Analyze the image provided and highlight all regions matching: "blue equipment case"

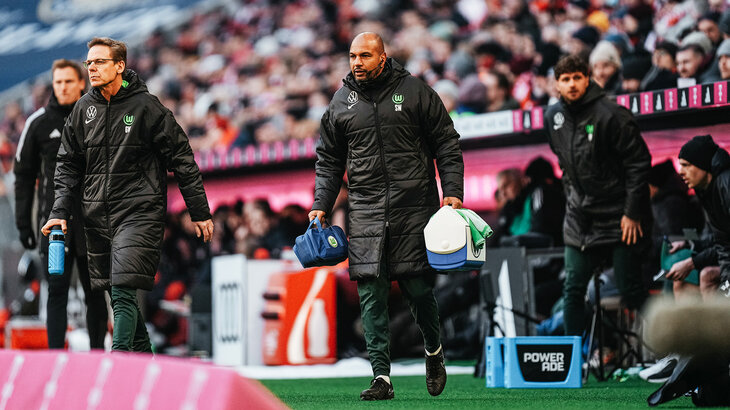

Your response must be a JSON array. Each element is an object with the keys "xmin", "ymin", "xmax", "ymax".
[{"xmin": 486, "ymin": 336, "xmax": 582, "ymax": 389}]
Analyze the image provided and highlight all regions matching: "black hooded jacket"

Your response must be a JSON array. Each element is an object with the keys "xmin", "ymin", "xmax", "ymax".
[
  {"xmin": 651, "ymin": 170, "xmax": 705, "ymax": 237},
  {"xmin": 696, "ymin": 148, "xmax": 730, "ymax": 281},
  {"xmin": 14, "ymin": 92, "xmax": 77, "ymax": 246},
  {"xmin": 544, "ymin": 81, "xmax": 652, "ymax": 249},
  {"xmin": 313, "ymin": 59, "xmax": 464, "ymax": 280},
  {"xmin": 49, "ymin": 70, "xmax": 210, "ymax": 290}
]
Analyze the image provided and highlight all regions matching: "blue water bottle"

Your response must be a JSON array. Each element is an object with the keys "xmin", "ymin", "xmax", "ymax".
[{"xmin": 48, "ymin": 225, "xmax": 65, "ymax": 275}]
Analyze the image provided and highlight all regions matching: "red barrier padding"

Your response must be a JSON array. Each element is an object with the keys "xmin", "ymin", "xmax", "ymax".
[{"xmin": 0, "ymin": 350, "xmax": 286, "ymax": 410}]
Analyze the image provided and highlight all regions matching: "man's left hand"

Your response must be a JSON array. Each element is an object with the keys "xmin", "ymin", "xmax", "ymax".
[
  {"xmin": 194, "ymin": 219, "xmax": 214, "ymax": 243},
  {"xmin": 620, "ymin": 215, "xmax": 643, "ymax": 245},
  {"xmin": 443, "ymin": 197, "xmax": 462, "ymax": 209}
]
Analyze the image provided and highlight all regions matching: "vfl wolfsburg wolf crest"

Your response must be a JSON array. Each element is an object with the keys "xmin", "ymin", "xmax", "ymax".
[
  {"xmin": 123, "ymin": 114, "xmax": 134, "ymax": 126},
  {"xmin": 392, "ymin": 93, "xmax": 404, "ymax": 104}
]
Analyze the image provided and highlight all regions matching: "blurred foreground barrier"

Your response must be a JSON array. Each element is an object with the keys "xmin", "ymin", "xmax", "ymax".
[{"xmin": 0, "ymin": 350, "xmax": 286, "ymax": 410}]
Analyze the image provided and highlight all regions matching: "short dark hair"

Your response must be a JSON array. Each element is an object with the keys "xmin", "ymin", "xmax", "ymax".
[
  {"xmin": 553, "ymin": 54, "xmax": 589, "ymax": 79},
  {"xmin": 51, "ymin": 59, "xmax": 84, "ymax": 80},
  {"xmin": 489, "ymin": 71, "xmax": 512, "ymax": 92},
  {"xmin": 87, "ymin": 37, "xmax": 127, "ymax": 64},
  {"xmin": 677, "ymin": 44, "xmax": 705, "ymax": 58}
]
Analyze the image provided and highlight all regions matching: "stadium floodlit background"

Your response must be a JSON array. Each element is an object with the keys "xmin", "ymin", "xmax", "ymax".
[{"xmin": 0, "ymin": 0, "xmax": 726, "ymax": 407}]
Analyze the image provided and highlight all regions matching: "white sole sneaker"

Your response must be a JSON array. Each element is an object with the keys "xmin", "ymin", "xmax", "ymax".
[{"xmin": 640, "ymin": 355, "xmax": 678, "ymax": 383}]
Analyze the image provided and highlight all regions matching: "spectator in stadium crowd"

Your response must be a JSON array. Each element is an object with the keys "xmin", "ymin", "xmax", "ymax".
[
  {"xmin": 716, "ymin": 39, "xmax": 730, "ymax": 80},
  {"xmin": 568, "ymin": 25, "xmax": 600, "ymax": 59},
  {"xmin": 620, "ymin": 56, "xmax": 652, "ymax": 94},
  {"xmin": 14, "ymin": 59, "xmax": 108, "ymax": 349},
  {"xmin": 492, "ymin": 168, "xmax": 526, "ymax": 245},
  {"xmin": 589, "ymin": 41, "xmax": 622, "ymax": 94},
  {"xmin": 674, "ymin": 135, "xmax": 730, "ymax": 295},
  {"xmin": 690, "ymin": 25, "xmax": 725, "ymax": 83},
  {"xmin": 699, "ymin": 12, "xmax": 724, "ymax": 47},
  {"xmin": 432, "ymin": 80, "xmax": 461, "ymax": 118},
  {"xmin": 641, "ymin": 41, "xmax": 679, "ymax": 91},
  {"xmin": 675, "ymin": 44, "xmax": 707, "ymax": 85},
  {"xmin": 42, "ymin": 37, "xmax": 213, "ymax": 353},
  {"xmin": 483, "ymin": 70, "xmax": 520, "ymax": 112},
  {"xmin": 239, "ymin": 198, "xmax": 290, "ymax": 259},
  {"xmin": 683, "ymin": 30, "xmax": 719, "ymax": 82},
  {"xmin": 544, "ymin": 55, "xmax": 652, "ymax": 336},
  {"xmin": 311, "ymin": 32, "xmax": 463, "ymax": 400},
  {"xmin": 492, "ymin": 163, "xmax": 567, "ymax": 248}
]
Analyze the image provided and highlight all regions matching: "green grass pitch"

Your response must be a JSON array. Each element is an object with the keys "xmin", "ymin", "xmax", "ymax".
[{"xmin": 261, "ymin": 373, "xmax": 694, "ymax": 409}]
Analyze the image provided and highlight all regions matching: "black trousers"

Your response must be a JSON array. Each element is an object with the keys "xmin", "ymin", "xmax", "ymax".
[{"xmin": 41, "ymin": 217, "xmax": 108, "ymax": 349}]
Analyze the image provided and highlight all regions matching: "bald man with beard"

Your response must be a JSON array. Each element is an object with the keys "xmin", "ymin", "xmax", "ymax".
[{"xmin": 310, "ymin": 33, "xmax": 464, "ymax": 400}]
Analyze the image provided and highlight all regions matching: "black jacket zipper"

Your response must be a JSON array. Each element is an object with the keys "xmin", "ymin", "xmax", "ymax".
[
  {"xmin": 372, "ymin": 99, "xmax": 391, "ymax": 267},
  {"xmin": 568, "ymin": 116, "xmax": 587, "ymax": 250},
  {"xmin": 105, "ymin": 100, "xmax": 112, "ymax": 250}
]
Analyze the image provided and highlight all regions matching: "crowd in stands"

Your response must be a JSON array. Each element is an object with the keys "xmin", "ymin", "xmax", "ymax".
[{"xmin": 3, "ymin": 0, "xmax": 730, "ymax": 162}]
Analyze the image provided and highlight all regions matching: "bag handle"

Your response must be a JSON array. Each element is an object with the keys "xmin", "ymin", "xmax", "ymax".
[{"xmin": 308, "ymin": 217, "xmax": 325, "ymax": 230}]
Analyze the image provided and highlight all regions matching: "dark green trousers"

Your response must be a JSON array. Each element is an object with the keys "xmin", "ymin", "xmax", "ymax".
[
  {"xmin": 110, "ymin": 286, "xmax": 152, "ymax": 352},
  {"xmin": 357, "ymin": 271, "xmax": 441, "ymax": 378},
  {"xmin": 563, "ymin": 244, "xmax": 647, "ymax": 336}
]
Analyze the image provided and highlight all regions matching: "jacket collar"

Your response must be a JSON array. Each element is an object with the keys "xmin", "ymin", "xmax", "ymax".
[
  {"xmin": 89, "ymin": 69, "xmax": 148, "ymax": 103},
  {"xmin": 343, "ymin": 58, "xmax": 409, "ymax": 94},
  {"xmin": 560, "ymin": 81, "xmax": 605, "ymax": 113},
  {"xmin": 47, "ymin": 91, "xmax": 75, "ymax": 117}
]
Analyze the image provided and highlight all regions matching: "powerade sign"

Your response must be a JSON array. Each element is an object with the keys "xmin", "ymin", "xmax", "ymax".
[
  {"xmin": 0, "ymin": 0, "xmax": 212, "ymax": 92},
  {"xmin": 515, "ymin": 344, "xmax": 573, "ymax": 382}
]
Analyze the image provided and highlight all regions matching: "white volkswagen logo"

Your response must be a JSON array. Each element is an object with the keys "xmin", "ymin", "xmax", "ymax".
[
  {"xmin": 347, "ymin": 91, "xmax": 358, "ymax": 104},
  {"xmin": 86, "ymin": 106, "xmax": 97, "ymax": 120},
  {"xmin": 553, "ymin": 112, "xmax": 564, "ymax": 130},
  {"xmin": 553, "ymin": 112, "xmax": 564, "ymax": 126}
]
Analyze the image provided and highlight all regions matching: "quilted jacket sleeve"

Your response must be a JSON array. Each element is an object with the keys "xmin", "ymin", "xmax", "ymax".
[
  {"xmin": 150, "ymin": 99, "xmax": 211, "ymax": 222},
  {"xmin": 312, "ymin": 107, "xmax": 346, "ymax": 216}
]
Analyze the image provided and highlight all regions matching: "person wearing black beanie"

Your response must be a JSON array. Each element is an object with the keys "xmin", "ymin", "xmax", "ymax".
[
  {"xmin": 675, "ymin": 134, "xmax": 730, "ymax": 290},
  {"xmin": 678, "ymin": 134, "xmax": 719, "ymax": 172}
]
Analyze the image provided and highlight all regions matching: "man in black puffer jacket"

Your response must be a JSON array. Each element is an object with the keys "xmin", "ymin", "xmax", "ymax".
[
  {"xmin": 310, "ymin": 32, "xmax": 464, "ymax": 400},
  {"xmin": 677, "ymin": 135, "xmax": 730, "ymax": 289},
  {"xmin": 544, "ymin": 55, "xmax": 651, "ymax": 336},
  {"xmin": 42, "ymin": 37, "xmax": 213, "ymax": 353},
  {"xmin": 15, "ymin": 59, "xmax": 108, "ymax": 349}
]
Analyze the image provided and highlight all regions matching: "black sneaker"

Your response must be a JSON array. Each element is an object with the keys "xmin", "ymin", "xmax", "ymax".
[
  {"xmin": 360, "ymin": 378, "xmax": 394, "ymax": 401},
  {"xmin": 426, "ymin": 349, "xmax": 447, "ymax": 396}
]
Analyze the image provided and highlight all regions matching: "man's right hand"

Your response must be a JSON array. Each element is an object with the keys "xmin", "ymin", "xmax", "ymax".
[
  {"xmin": 308, "ymin": 210, "xmax": 326, "ymax": 225},
  {"xmin": 41, "ymin": 219, "xmax": 67, "ymax": 236},
  {"xmin": 19, "ymin": 228, "xmax": 36, "ymax": 249},
  {"xmin": 666, "ymin": 257, "xmax": 694, "ymax": 281}
]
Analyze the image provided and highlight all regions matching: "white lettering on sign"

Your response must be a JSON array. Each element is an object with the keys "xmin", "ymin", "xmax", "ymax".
[
  {"xmin": 523, "ymin": 352, "xmax": 565, "ymax": 371},
  {"xmin": 453, "ymin": 111, "xmax": 514, "ymax": 139}
]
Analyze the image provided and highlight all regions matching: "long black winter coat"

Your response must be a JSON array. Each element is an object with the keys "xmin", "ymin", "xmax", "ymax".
[
  {"xmin": 544, "ymin": 82, "xmax": 652, "ymax": 249},
  {"xmin": 313, "ymin": 59, "xmax": 464, "ymax": 280},
  {"xmin": 696, "ymin": 148, "xmax": 730, "ymax": 282},
  {"xmin": 50, "ymin": 70, "xmax": 210, "ymax": 290},
  {"xmin": 14, "ymin": 93, "xmax": 82, "ymax": 251}
]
